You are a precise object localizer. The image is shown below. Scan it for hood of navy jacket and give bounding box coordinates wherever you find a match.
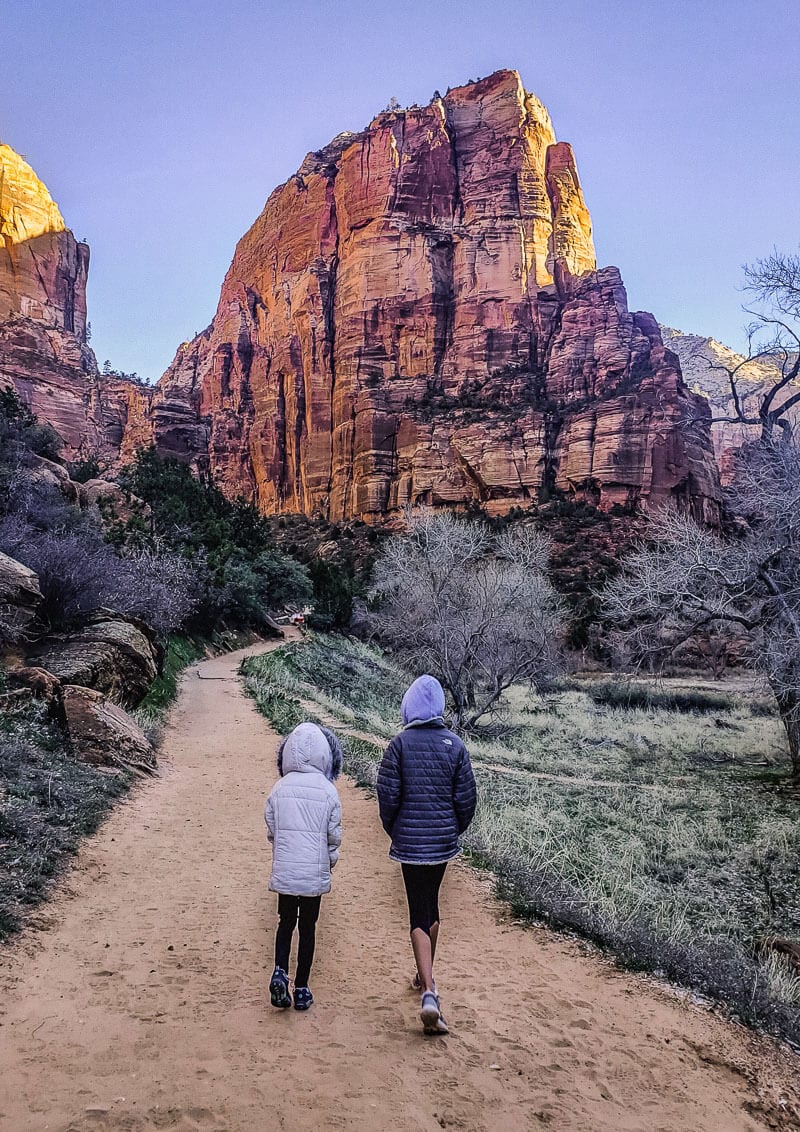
[401,674,445,727]
[277,721,342,780]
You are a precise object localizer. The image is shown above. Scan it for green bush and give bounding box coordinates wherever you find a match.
[117,449,312,632]
[0,386,63,460]
[308,560,353,630]
[67,455,102,483]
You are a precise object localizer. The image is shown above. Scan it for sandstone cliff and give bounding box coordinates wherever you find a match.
[0,141,141,459]
[130,70,720,522]
[661,326,799,480]
[2,73,722,525]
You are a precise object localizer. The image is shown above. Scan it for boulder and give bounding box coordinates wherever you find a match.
[61,684,156,770]
[77,478,149,524]
[7,665,62,701]
[0,550,42,639]
[28,613,159,706]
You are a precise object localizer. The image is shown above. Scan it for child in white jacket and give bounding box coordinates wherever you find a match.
[265,721,342,1011]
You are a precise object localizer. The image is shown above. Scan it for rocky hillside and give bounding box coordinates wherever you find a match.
[661,326,800,479]
[1,71,723,525]
[0,142,146,460]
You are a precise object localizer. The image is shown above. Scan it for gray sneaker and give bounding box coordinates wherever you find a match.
[420,990,448,1035]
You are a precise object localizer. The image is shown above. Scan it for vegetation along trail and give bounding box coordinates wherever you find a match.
[0,639,798,1132]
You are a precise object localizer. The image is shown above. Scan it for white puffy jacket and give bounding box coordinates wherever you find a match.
[264,722,342,897]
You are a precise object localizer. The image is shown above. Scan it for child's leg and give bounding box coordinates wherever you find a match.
[294,895,322,988]
[402,864,447,993]
[274,893,299,972]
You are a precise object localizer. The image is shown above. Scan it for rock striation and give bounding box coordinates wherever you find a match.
[0,141,142,459]
[130,70,720,522]
[2,73,722,524]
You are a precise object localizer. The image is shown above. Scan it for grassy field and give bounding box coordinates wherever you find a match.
[242,633,800,1046]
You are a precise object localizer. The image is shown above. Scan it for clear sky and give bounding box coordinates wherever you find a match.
[2,0,797,381]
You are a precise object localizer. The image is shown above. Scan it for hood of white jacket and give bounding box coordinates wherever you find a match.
[279,722,333,778]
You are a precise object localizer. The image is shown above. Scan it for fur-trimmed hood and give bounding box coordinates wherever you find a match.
[277,722,342,781]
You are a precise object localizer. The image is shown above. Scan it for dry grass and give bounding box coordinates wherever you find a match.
[242,633,800,1045]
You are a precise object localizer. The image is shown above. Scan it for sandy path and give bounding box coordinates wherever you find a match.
[1,641,798,1132]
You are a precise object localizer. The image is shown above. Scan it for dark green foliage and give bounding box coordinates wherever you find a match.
[117,449,311,632]
[67,455,102,483]
[0,386,63,461]
[0,706,133,939]
[308,560,354,630]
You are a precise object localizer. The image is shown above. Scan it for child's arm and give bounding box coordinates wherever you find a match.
[453,743,477,833]
[264,793,275,843]
[376,737,402,835]
[328,795,342,867]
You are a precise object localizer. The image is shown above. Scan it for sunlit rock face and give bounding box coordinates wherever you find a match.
[131,69,719,523]
[1,72,722,523]
[0,141,143,458]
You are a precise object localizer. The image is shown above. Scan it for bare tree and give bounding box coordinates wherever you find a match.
[601,440,800,776]
[369,509,565,731]
[604,252,800,775]
[695,250,800,445]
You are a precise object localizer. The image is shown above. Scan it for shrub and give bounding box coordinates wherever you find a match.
[0,386,63,461]
[583,681,734,714]
[68,455,102,483]
[308,560,353,630]
[118,449,312,632]
[7,529,194,635]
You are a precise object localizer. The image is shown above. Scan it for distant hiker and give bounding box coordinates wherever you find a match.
[265,722,342,1011]
[377,675,477,1035]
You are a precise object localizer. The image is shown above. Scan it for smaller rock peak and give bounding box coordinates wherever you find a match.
[443,68,526,107]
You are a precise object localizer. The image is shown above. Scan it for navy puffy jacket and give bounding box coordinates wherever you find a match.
[376,723,477,864]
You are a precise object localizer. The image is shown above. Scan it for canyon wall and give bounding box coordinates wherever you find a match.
[1,72,722,524]
[133,70,720,522]
[0,141,142,459]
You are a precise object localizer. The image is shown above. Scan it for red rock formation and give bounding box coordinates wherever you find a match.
[133,70,720,523]
[2,72,722,526]
[0,141,141,459]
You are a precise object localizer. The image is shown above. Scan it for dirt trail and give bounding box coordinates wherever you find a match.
[1,640,798,1132]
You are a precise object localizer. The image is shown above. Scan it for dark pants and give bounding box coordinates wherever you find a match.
[401,862,447,936]
[274,893,322,988]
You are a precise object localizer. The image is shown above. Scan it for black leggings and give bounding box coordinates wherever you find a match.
[274,894,321,988]
[401,862,447,936]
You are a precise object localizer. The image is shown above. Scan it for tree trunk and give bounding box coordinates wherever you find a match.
[771,683,800,779]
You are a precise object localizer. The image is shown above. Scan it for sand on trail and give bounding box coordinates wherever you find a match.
[1,639,798,1132]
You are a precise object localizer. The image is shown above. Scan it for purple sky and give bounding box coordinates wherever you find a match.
[2,0,798,381]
